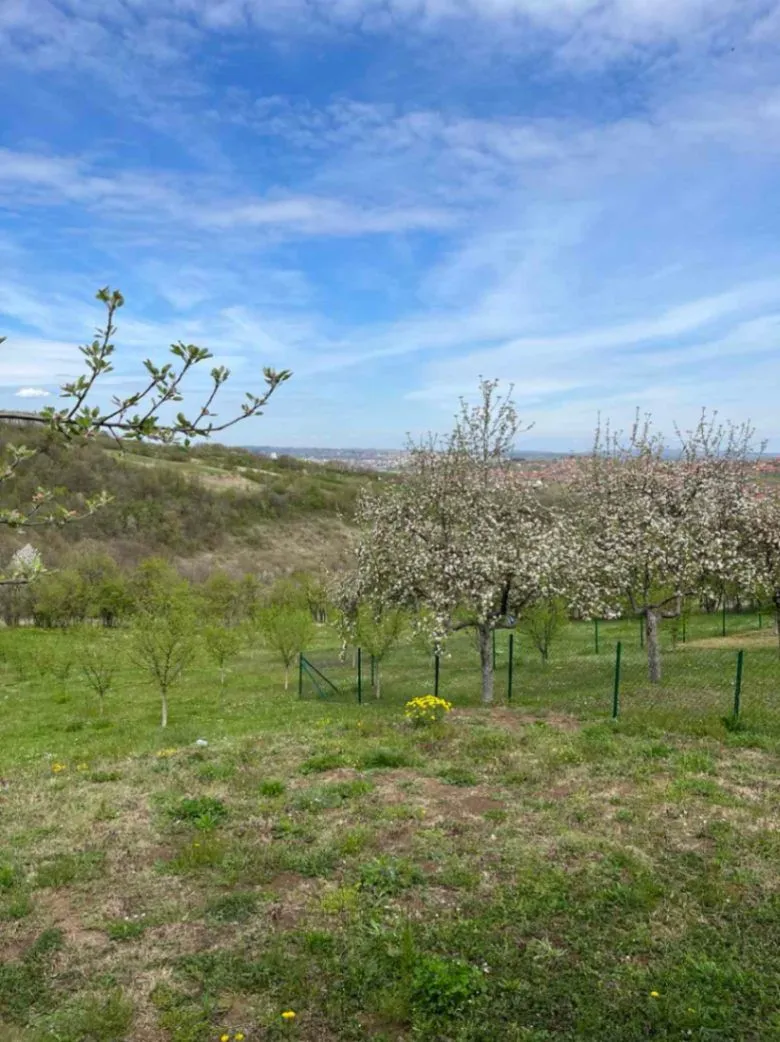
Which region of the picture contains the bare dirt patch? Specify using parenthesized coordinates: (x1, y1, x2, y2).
(36, 890, 107, 951)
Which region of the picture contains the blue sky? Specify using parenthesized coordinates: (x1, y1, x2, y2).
(2, 1, 780, 450)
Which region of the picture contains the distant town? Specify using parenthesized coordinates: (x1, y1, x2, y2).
(248, 446, 568, 473)
(248, 446, 780, 481)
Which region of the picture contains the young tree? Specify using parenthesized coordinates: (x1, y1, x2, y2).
(297, 571, 330, 623)
(357, 605, 406, 699)
(0, 288, 290, 581)
(332, 576, 405, 698)
(257, 603, 314, 691)
(354, 380, 575, 705)
(570, 412, 757, 683)
(31, 569, 89, 627)
(521, 597, 568, 664)
(73, 551, 133, 627)
(199, 571, 244, 627)
(131, 584, 195, 727)
(202, 623, 246, 697)
(79, 629, 117, 715)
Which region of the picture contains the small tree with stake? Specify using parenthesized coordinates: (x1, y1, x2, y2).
(0, 287, 290, 581)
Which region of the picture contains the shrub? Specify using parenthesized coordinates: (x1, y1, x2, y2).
(404, 695, 453, 727)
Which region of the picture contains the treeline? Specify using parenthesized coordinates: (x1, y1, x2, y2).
(0, 423, 372, 568)
(0, 551, 329, 630)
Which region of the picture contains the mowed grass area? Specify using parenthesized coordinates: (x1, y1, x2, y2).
(1, 622, 779, 1041)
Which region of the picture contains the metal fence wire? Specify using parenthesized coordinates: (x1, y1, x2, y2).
(299, 611, 780, 734)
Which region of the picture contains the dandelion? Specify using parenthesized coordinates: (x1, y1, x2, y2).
(156, 748, 178, 758)
(235, 1034, 245, 1041)
(51, 762, 67, 773)
(281, 1010, 296, 1021)
(220, 1035, 230, 1041)
(404, 695, 452, 727)
(650, 991, 660, 998)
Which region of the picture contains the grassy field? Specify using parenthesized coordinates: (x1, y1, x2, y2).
(1, 620, 779, 1041)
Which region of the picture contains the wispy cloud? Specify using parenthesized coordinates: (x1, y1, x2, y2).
(14, 387, 50, 398)
(1, 0, 780, 449)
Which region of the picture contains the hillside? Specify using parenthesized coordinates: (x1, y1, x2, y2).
(0, 425, 375, 578)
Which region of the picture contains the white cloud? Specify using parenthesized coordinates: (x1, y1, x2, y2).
(1, 0, 775, 77)
(14, 387, 50, 398)
(0, 148, 455, 238)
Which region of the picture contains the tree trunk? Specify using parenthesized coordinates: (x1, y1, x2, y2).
(284, 665, 289, 691)
(478, 625, 494, 705)
(646, 611, 661, 684)
(774, 593, 780, 659)
(375, 662, 381, 700)
(161, 690, 168, 728)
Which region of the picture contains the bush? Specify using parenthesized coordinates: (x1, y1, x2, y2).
(404, 695, 453, 727)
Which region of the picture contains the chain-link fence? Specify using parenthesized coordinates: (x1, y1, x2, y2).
(299, 612, 780, 734)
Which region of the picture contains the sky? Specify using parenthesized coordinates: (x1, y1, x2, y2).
(1, 1, 780, 451)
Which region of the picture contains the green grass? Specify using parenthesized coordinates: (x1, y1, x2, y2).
(1, 620, 779, 1039)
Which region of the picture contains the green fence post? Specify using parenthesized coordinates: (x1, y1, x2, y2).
(758, 609, 763, 630)
(298, 653, 303, 698)
(722, 601, 727, 638)
(733, 649, 744, 718)
(594, 618, 600, 655)
(682, 615, 687, 644)
(434, 653, 440, 698)
(507, 633, 514, 703)
(357, 648, 362, 705)
(492, 629, 497, 669)
(612, 641, 622, 720)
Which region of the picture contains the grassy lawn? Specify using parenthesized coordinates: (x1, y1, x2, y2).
(1, 622, 779, 1040)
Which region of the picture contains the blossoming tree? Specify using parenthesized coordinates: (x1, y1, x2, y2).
(0, 287, 290, 580)
(354, 380, 576, 705)
(570, 411, 757, 683)
(744, 489, 780, 655)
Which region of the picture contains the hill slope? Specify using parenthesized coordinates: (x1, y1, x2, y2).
(0, 425, 374, 576)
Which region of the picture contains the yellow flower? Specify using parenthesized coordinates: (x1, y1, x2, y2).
(281, 1010, 296, 1020)
(51, 763, 67, 773)
(650, 991, 660, 998)
(76, 763, 89, 772)
(235, 1034, 245, 1041)
(221, 1035, 230, 1041)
